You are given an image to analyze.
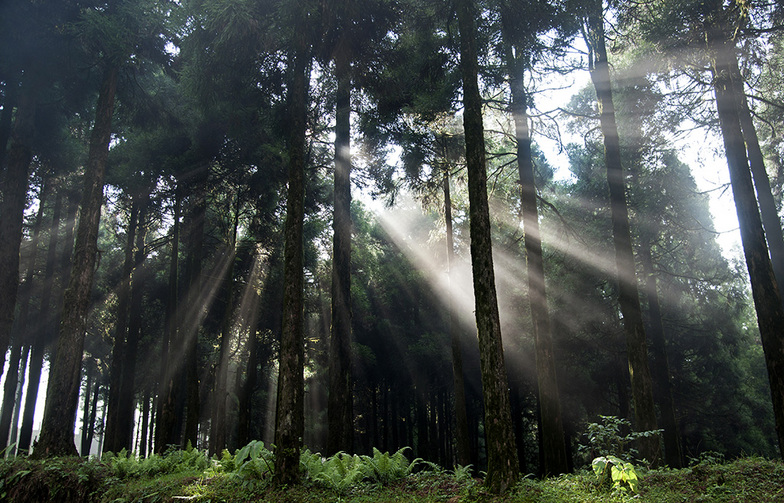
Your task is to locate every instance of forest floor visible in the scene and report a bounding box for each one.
[2,452,784,502]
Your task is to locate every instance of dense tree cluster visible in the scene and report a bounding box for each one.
[1,0,783,493]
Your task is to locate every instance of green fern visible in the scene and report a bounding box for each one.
[313,452,365,495]
[360,447,422,485]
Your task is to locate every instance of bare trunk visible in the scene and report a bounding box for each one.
[638,236,683,467]
[184,167,208,449]
[116,197,149,451]
[584,3,660,463]
[710,34,784,459]
[327,44,354,456]
[34,65,118,458]
[0,88,36,380]
[274,32,309,485]
[456,0,518,492]
[104,200,139,453]
[209,200,239,456]
[507,50,569,476]
[0,175,49,449]
[729,55,784,301]
[156,190,180,452]
[444,169,471,467]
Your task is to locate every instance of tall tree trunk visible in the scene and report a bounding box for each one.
[138,388,150,457]
[156,189,180,452]
[327,43,354,456]
[17,187,82,453]
[729,55,784,298]
[0,175,49,449]
[9,345,29,453]
[639,235,683,468]
[0,77,19,168]
[444,169,471,467]
[456,0,518,492]
[209,199,239,456]
[116,196,149,451]
[507,51,569,476]
[183,166,208,449]
[34,64,118,458]
[104,200,139,453]
[80,362,95,456]
[584,3,660,463]
[0,87,36,381]
[237,329,258,448]
[709,33,784,459]
[273,27,309,486]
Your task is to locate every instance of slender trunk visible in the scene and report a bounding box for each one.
[237,329,258,448]
[80,363,95,456]
[327,43,354,457]
[139,388,150,457]
[0,77,19,168]
[639,236,683,468]
[273,28,309,485]
[104,200,139,453]
[0,176,48,449]
[9,345,29,452]
[729,55,784,298]
[96,393,107,456]
[0,88,36,380]
[584,4,659,463]
[507,50,569,476]
[85,380,101,457]
[210,200,239,456]
[116,197,149,451]
[156,190,180,452]
[34,65,118,458]
[444,169,471,467]
[456,0,518,492]
[184,167,208,449]
[710,34,784,459]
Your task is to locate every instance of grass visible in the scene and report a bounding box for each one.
[2,450,784,502]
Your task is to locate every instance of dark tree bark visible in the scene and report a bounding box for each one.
[156,189,181,452]
[0,88,36,381]
[84,378,101,456]
[456,0,518,492]
[639,235,683,468]
[709,33,784,460]
[273,28,309,486]
[138,388,150,457]
[183,166,208,449]
[729,55,784,300]
[8,346,29,452]
[0,77,19,168]
[327,42,354,457]
[115,196,149,452]
[79,362,95,456]
[507,51,569,476]
[444,169,471,467]
[104,200,140,453]
[0,175,49,449]
[236,328,258,448]
[584,2,660,464]
[34,65,118,458]
[209,198,239,456]
[19,186,78,454]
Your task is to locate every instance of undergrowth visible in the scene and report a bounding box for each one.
[1,443,783,502]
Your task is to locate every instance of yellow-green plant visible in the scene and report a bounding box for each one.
[592,455,640,494]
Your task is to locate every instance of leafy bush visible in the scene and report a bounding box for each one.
[592,455,640,494]
[578,415,662,465]
[228,440,275,484]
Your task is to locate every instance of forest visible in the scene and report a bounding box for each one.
[1,0,784,497]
